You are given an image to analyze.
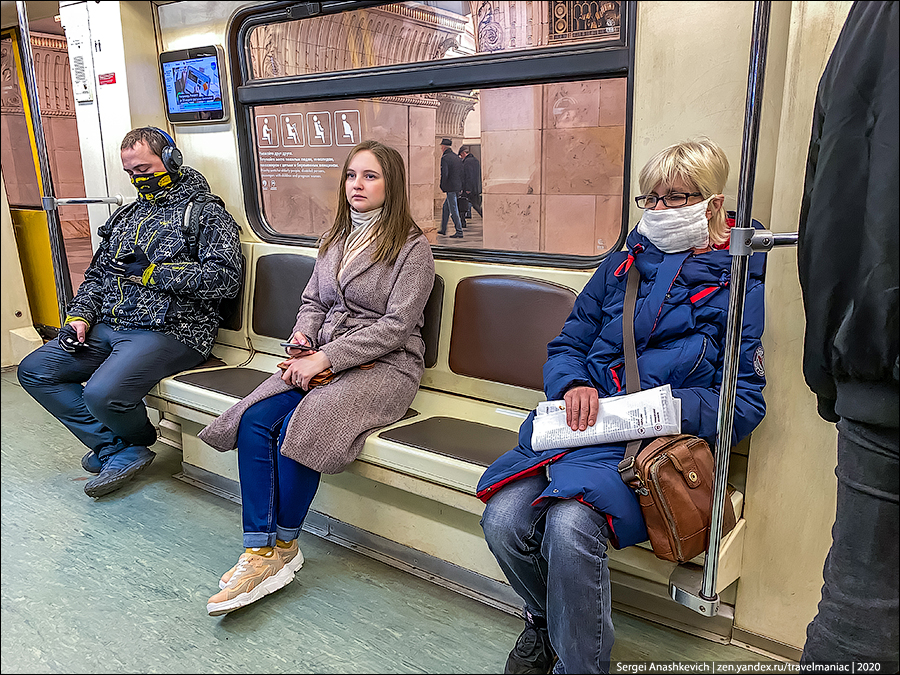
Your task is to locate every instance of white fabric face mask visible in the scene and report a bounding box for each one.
[637,196,715,253]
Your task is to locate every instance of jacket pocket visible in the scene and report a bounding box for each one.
[686,337,708,378]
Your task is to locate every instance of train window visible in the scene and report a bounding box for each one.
[246,1,622,79]
[232,1,634,267]
[252,77,625,256]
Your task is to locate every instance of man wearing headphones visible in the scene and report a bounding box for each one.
[18,127,243,498]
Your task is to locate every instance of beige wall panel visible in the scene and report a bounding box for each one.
[482,193,541,252]
[732,1,853,650]
[157,1,256,240]
[595,193,623,254]
[631,1,753,223]
[479,85,541,132]
[311,472,506,584]
[543,80,601,129]
[481,129,542,195]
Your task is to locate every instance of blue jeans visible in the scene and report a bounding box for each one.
[801,418,899,669]
[440,191,463,235]
[236,389,321,548]
[481,474,614,674]
[17,323,203,459]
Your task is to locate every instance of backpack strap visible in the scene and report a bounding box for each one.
[104,200,139,235]
[182,191,226,259]
[180,191,244,327]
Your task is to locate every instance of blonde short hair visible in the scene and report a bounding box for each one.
[638,139,730,246]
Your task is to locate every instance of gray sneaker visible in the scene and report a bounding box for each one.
[84,446,156,498]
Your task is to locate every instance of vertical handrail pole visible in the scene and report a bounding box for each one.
[16,1,73,326]
[700,0,771,601]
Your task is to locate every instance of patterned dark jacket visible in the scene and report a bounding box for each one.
[66,166,242,357]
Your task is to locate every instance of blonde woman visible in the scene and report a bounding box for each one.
[477,139,767,674]
[199,140,435,616]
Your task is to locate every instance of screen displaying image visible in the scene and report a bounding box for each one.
[161,55,223,115]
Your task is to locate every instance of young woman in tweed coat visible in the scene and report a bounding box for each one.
[200,140,435,616]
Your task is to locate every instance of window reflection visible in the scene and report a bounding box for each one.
[247,1,621,79]
[253,76,625,257]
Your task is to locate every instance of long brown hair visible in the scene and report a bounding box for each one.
[320,140,422,265]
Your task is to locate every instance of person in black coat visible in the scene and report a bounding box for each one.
[797,1,899,669]
[438,138,464,238]
[458,145,483,227]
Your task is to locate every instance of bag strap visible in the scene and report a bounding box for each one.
[618,263,643,484]
[182,191,226,259]
[623,264,641,396]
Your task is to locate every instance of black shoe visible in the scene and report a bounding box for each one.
[504,615,556,674]
[81,450,102,474]
[84,446,156,498]
[438,229,447,235]
[450,232,464,239]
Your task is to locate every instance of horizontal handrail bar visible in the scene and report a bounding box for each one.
[42,195,124,210]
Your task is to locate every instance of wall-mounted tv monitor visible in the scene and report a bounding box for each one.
[160,45,229,124]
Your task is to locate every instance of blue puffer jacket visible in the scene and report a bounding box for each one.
[476,223,767,549]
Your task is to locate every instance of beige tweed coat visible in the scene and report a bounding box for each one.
[198,232,435,474]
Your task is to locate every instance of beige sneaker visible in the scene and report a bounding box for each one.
[218,541,303,589]
[207,547,302,616]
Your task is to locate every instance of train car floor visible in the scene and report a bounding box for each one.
[1,368,773,673]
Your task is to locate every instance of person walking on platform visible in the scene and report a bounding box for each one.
[458,145,483,228]
[17,127,243,498]
[438,137,464,238]
[797,1,899,670]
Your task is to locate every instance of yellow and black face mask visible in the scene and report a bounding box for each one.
[130,170,180,201]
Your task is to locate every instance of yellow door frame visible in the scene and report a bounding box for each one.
[3,27,62,329]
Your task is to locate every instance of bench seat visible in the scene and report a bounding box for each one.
[152,353,744,549]
[146,246,751,626]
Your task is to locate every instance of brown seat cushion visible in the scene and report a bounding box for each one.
[449,275,576,390]
[173,367,272,400]
[194,355,227,369]
[379,416,518,467]
[219,253,247,332]
[422,275,444,369]
[252,254,317,339]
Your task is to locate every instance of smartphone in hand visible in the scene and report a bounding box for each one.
[280,342,317,352]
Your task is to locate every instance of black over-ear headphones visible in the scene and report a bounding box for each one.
[147,126,183,173]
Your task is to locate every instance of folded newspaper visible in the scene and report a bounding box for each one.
[531,384,682,452]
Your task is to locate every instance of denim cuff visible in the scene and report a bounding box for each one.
[242,531,277,548]
[276,524,302,543]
